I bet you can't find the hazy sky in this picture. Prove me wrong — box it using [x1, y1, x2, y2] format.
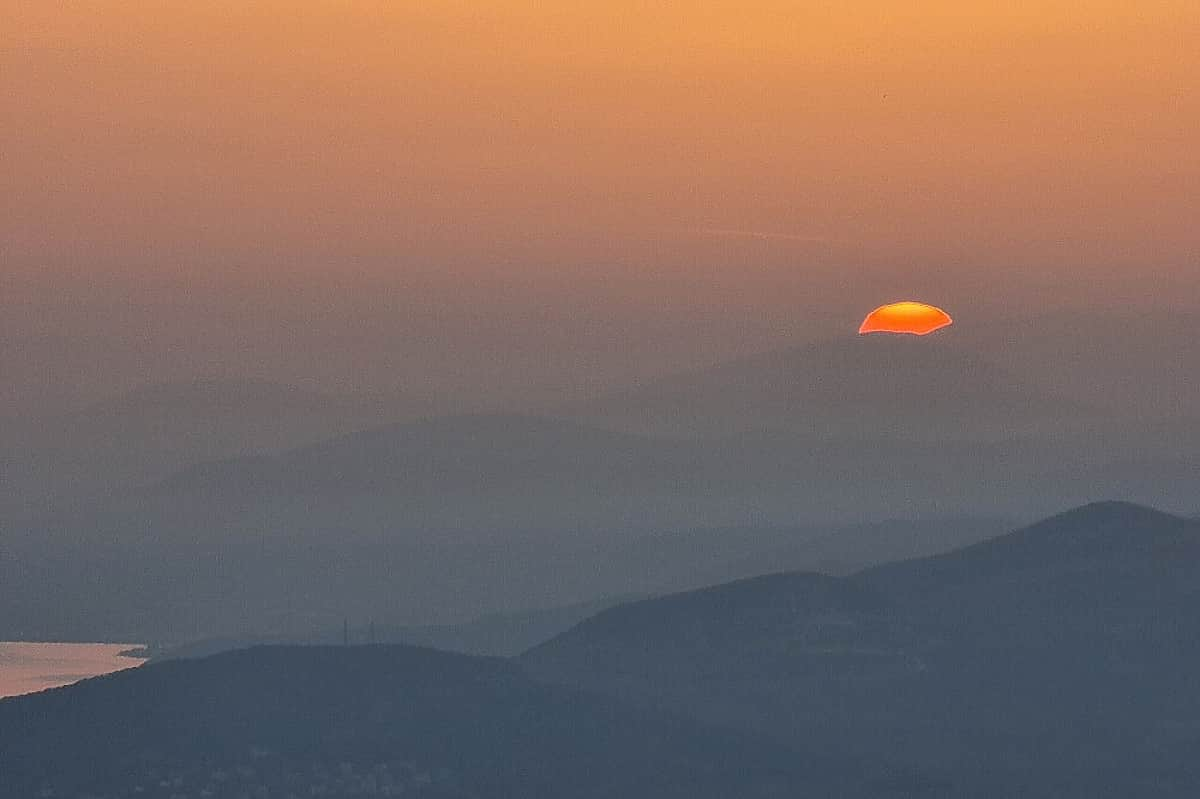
[2, 1, 1196, 410]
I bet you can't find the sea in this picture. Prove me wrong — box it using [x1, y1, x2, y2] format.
[0, 642, 144, 699]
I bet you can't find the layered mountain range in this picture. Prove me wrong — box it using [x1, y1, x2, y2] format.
[5, 503, 1199, 797]
[2, 338, 1194, 641]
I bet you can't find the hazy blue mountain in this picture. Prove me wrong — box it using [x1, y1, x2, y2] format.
[954, 309, 1200, 425]
[856, 501, 1200, 645]
[134, 409, 1188, 528]
[147, 594, 641, 663]
[0, 645, 853, 799]
[151, 413, 698, 500]
[3, 400, 1183, 642]
[3, 371, 1190, 646]
[0, 453, 1011, 641]
[859, 501, 1199, 598]
[0, 379, 441, 509]
[628, 516, 1013, 588]
[556, 336, 1096, 441]
[523, 503, 1200, 797]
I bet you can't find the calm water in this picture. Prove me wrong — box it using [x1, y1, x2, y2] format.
[0, 642, 144, 699]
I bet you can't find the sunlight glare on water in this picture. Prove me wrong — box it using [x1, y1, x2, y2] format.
[0, 642, 143, 699]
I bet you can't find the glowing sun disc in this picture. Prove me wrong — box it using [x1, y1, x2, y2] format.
[859, 302, 953, 336]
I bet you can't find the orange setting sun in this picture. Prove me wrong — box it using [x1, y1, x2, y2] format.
[859, 302, 954, 336]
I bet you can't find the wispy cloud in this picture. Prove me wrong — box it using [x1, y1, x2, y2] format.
[687, 228, 832, 244]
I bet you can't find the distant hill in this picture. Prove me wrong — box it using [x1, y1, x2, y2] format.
[151, 413, 698, 500]
[628, 516, 1013, 587]
[854, 502, 1200, 653]
[523, 503, 1200, 797]
[148, 594, 641, 663]
[859, 501, 1200, 601]
[0, 379, 439, 508]
[0, 463, 1010, 641]
[555, 336, 1095, 441]
[0, 645, 852, 799]
[144, 412, 1091, 525]
[6, 398, 1184, 642]
[4, 376, 1191, 646]
[1, 341, 1191, 647]
[522, 573, 895, 692]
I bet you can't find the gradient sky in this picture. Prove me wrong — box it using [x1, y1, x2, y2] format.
[2, 1, 1196, 410]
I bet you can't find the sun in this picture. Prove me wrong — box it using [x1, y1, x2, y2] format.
[859, 302, 953, 336]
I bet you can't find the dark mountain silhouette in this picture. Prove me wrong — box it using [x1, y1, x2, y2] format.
[6, 503, 1200, 796]
[522, 573, 897, 696]
[0, 645, 853, 799]
[523, 503, 1200, 797]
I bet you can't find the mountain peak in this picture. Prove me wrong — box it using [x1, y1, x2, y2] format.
[856, 501, 1199, 601]
[1041, 500, 1177, 527]
[558, 336, 1089, 440]
[1008, 501, 1192, 551]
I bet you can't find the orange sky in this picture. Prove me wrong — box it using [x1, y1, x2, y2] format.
[1, 2, 1197, 411]
[4, 1, 1196, 286]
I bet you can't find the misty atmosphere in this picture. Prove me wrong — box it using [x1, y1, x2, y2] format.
[2, 2, 1198, 797]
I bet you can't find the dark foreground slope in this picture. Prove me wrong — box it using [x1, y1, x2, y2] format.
[0, 645, 848, 799]
[523, 503, 1200, 797]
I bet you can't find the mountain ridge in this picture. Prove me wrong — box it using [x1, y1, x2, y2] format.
[855, 501, 1200, 605]
[555, 335, 1097, 440]
[0, 644, 851, 799]
[520, 501, 1200, 796]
